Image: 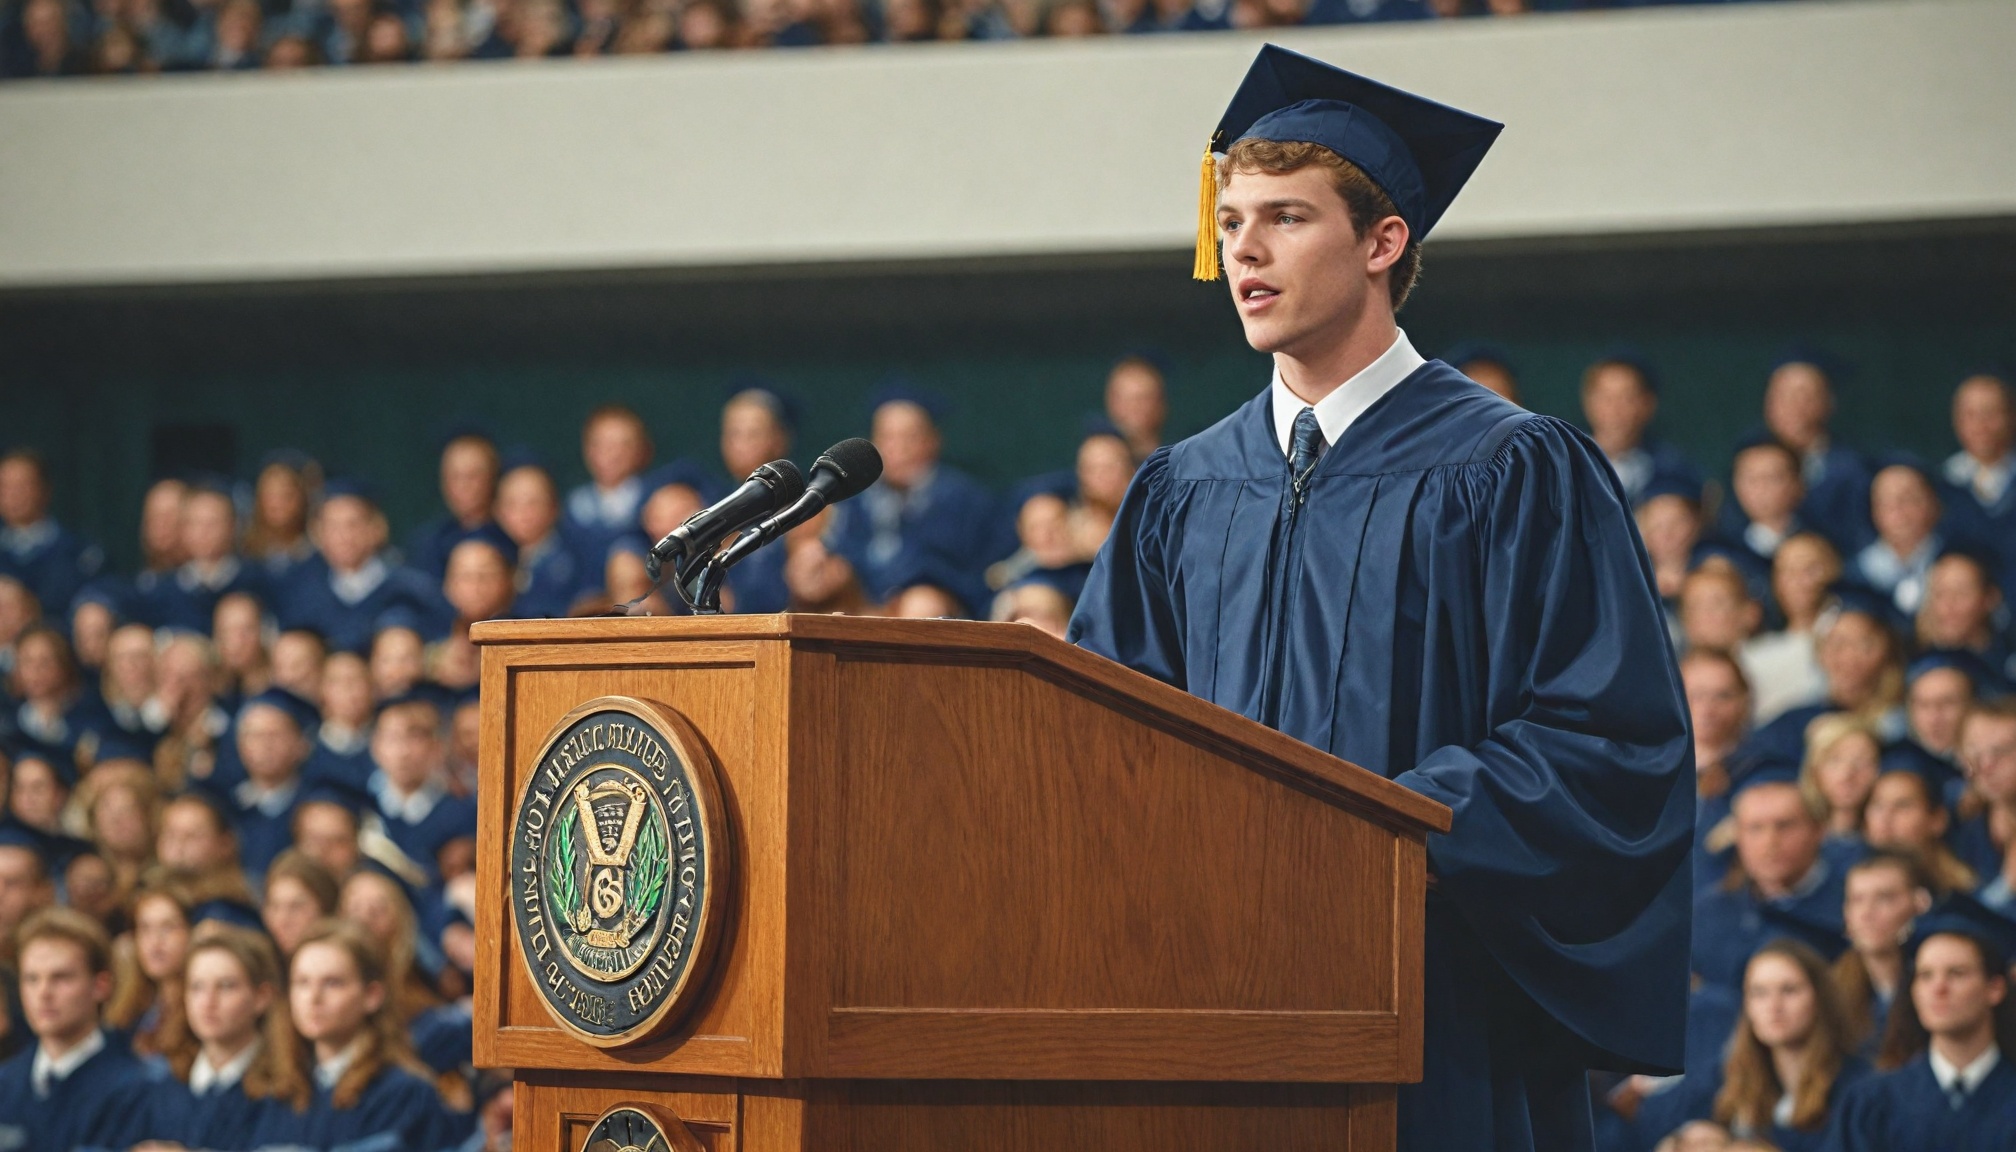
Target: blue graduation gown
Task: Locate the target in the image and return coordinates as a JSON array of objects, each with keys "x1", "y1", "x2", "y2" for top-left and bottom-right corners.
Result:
[
  {"x1": 1800, "y1": 444, "x2": 1877, "y2": 556},
  {"x1": 1633, "y1": 1055, "x2": 1871, "y2": 1152},
  {"x1": 1949, "y1": 814, "x2": 2004, "y2": 882},
  {"x1": 0, "y1": 520, "x2": 103, "y2": 620},
  {"x1": 233, "y1": 781, "x2": 304, "y2": 877},
  {"x1": 248, "y1": 1065, "x2": 459, "y2": 1152},
  {"x1": 375, "y1": 786, "x2": 478, "y2": 882},
  {"x1": 1068, "y1": 363, "x2": 1695, "y2": 1152},
  {"x1": 136, "y1": 558, "x2": 267, "y2": 635},
  {"x1": 0, "y1": 1034, "x2": 159, "y2": 1152},
  {"x1": 277, "y1": 556, "x2": 447, "y2": 654},
  {"x1": 826, "y1": 465, "x2": 1004, "y2": 614},
  {"x1": 111, "y1": 1073, "x2": 289, "y2": 1152},
  {"x1": 726, "y1": 541, "x2": 791, "y2": 615},
  {"x1": 1825, "y1": 1052, "x2": 2016, "y2": 1151},
  {"x1": 1691, "y1": 866, "x2": 1848, "y2": 992},
  {"x1": 511, "y1": 529, "x2": 596, "y2": 619},
  {"x1": 404, "y1": 516, "x2": 497, "y2": 581}
]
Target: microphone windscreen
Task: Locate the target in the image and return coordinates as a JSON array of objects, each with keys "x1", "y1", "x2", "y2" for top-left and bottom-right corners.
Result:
[
  {"x1": 818, "y1": 438, "x2": 884, "y2": 501},
  {"x1": 757, "y1": 459, "x2": 807, "y2": 504}
]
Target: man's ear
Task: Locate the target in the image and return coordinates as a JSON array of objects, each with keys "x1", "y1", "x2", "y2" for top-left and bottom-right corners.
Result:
[{"x1": 1364, "y1": 215, "x2": 1410, "y2": 276}]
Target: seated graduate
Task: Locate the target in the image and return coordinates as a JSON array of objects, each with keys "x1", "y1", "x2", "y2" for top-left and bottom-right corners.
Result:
[
  {"x1": 986, "y1": 493, "x2": 1094, "y2": 605},
  {"x1": 718, "y1": 384, "x2": 800, "y2": 615},
  {"x1": 0, "y1": 823, "x2": 55, "y2": 979},
  {"x1": 339, "y1": 869, "x2": 444, "y2": 1025},
  {"x1": 363, "y1": 692, "x2": 475, "y2": 887},
  {"x1": 149, "y1": 634, "x2": 235, "y2": 793},
  {"x1": 1755, "y1": 352, "x2": 1875, "y2": 556},
  {"x1": 433, "y1": 531, "x2": 518, "y2": 679},
  {"x1": 1915, "y1": 549, "x2": 2013, "y2": 679},
  {"x1": 405, "y1": 432, "x2": 502, "y2": 581},
  {"x1": 1851, "y1": 462, "x2": 1946, "y2": 619},
  {"x1": 1579, "y1": 349, "x2": 1703, "y2": 508},
  {"x1": 228, "y1": 688, "x2": 320, "y2": 879},
  {"x1": 0, "y1": 449, "x2": 104, "y2": 621},
  {"x1": 1741, "y1": 534, "x2": 1842, "y2": 727},
  {"x1": 140, "y1": 478, "x2": 266, "y2": 637},
  {"x1": 106, "y1": 878, "x2": 196, "y2": 1058},
  {"x1": 989, "y1": 581, "x2": 1075, "y2": 640},
  {"x1": 1743, "y1": 586, "x2": 1908, "y2": 764},
  {"x1": 1720, "y1": 437, "x2": 1810, "y2": 570},
  {"x1": 155, "y1": 790, "x2": 254, "y2": 905},
  {"x1": 289, "y1": 792, "x2": 364, "y2": 884},
  {"x1": 1953, "y1": 699, "x2": 2016, "y2": 886},
  {"x1": 125, "y1": 925, "x2": 311, "y2": 1151},
  {"x1": 1441, "y1": 341, "x2": 1521, "y2": 405},
  {"x1": 276, "y1": 479, "x2": 442, "y2": 657},
  {"x1": 1707, "y1": 940, "x2": 1871, "y2": 1152},
  {"x1": 1863, "y1": 766, "x2": 1976, "y2": 897},
  {"x1": 1835, "y1": 851, "x2": 1936, "y2": 1060},
  {"x1": 368, "y1": 618, "x2": 427, "y2": 702},
  {"x1": 8, "y1": 742, "x2": 75, "y2": 837},
  {"x1": 261, "y1": 850, "x2": 341, "y2": 964},
  {"x1": 1685, "y1": 650, "x2": 1750, "y2": 894},
  {"x1": 1829, "y1": 897, "x2": 2016, "y2": 1151},
  {"x1": 0, "y1": 908, "x2": 157, "y2": 1152},
  {"x1": 780, "y1": 515, "x2": 870, "y2": 616},
  {"x1": 308, "y1": 651, "x2": 375, "y2": 793},
  {"x1": 1104, "y1": 354, "x2": 1170, "y2": 462},
  {"x1": 1940, "y1": 373, "x2": 2016, "y2": 602},
  {"x1": 65, "y1": 583, "x2": 126, "y2": 687},
  {"x1": 78, "y1": 761, "x2": 159, "y2": 898},
  {"x1": 213, "y1": 591, "x2": 275, "y2": 710},
  {"x1": 493, "y1": 457, "x2": 595, "y2": 620},
  {"x1": 1679, "y1": 563, "x2": 1762, "y2": 660},
  {"x1": 1801, "y1": 713, "x2": 1882, "y2": 851},
  {"x1": 1695, "y1": 763, "x2": 1850, "y2": 993},
  {"x1": 564, "y1": 404, "x2": 655, "y2": 552},
  {"x1": 243, "y1": 452, "x2": 319, "y2": 579},
  {"x1": 250, "y1": 919, "x2": 459, "y2": 1152},
  {"x1": 825, "y1": 385, "x2": 1001, "y2": 616},
  {"x1": 1068, "y1": 425, "x2": 1138, "y2": 564},
  {"x1": 1884, "y1": 652, "x2": 1989, "y2": 809},
  {"x1": 10, "y1": 625, "x2": 100, "y2": 774},
  {"x1": 599, "y1": 473, "x2": 704, "y2": 616},
  {"x1": 133, "y1": 478, "x2": 190, "y2": 601}
]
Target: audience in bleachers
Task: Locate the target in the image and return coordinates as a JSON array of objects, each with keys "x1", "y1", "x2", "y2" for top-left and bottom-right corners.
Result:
[
  {"x1": 1, "y1": 353, "x2": 2014, "y2": 1150},
  {"x1": 0, "y1": 0, "x2": 1843, "y2": 81}
]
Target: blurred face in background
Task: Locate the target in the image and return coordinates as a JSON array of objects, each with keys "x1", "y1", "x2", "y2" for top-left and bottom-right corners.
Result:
[
  {"x1": 1075, "y1": 435, "x2": 1136, "y2": 515},
  {"x1": 1105, "y1": 361, "x2": 1167, "y2": 450},
  {"x1": 1952, "y1": 375, "x2": 2014, "y2": 465},
  {"x1": 1811, "y1": 730, "x2": 1880, "y2": 822},
  {"x1": 721, "y1": 396, "x2": 792, "y2": 481},
  {"x1": 495, "y1": 467, "x2": 559, "y2": 549},
  {"x1": 0, "y1": 848, "x2": 47, "y2": 938},
  {"x1": 640, "y1": 484, "x2": 703, "y2": 545},
  {"x1": 1635, "y1": 494, "x2": 1699, "y2": 573},
  {"x1": 69, "y1": 601, "x2": 114, "y2": 669},
  {"x1": 181, "y1": 490, "x2": 237, "y2": 565},
  {"x1": 1844, "y1": 862, "x2": 1925, "y2": 958},
  {"x1": 1919, "y1": 555, "x2": 1999, "y2": 649},
  {"x1": 371, "y1": 704, "x2": 442, "y2": 794},
  {"x1": 255, "y1": 465, "x2": 307, "y2": 539},
  {"x1": 1870, "y1": 466, "x2": 1940, "y2": 556},
  {"x1": 157, "y1": 798, "x2": 235, "y2": 873},
  {"x1": 1818, "y1": 612, "x2": 1892, "y2": 706},
  {"x1": 1764, "y1": 362, "x2": 1833, "y2": 453},
  {"x1": 213, "y1": 594, "x2": 266, "y2": 679},
  {"x1": 134, "y1": 894, "x2": 192, "y2": 983},
  {"x1": 1581, "y1": 363, "x2": 1657, "y2": 455},
  {"x1": 142, "y1": 480, "x2": 190, "y2": 569},
  {"x1": 10, "y1": 757, "x2": 68, "y2": 831},
  {"x1": 292, "y1": 803, "x2": 360, "y2": 877},
  {"x1": 1907, "y1": 668, "x2": 1974, "y2": 755},
  {"x1": 339, "y1": 872, "x2": 406, "y2": 943},
  {"x1": 1772, "y1": 535, "x2": 1840, "y2": 628},
  {"x1": 1959, "y1": 712, "x2": 2016, "y2": 805},
  {"x1": 1679, "y1": 569, "x2": 1759, "y2": 654},
  {"x1": 444, "y1": 541, "x2": 514, "y2": 622},
  {"x1": 184, "y1": 946, "x2": 270, "y2": 1053},
  {"x1": 873, "y1": 402, "x2": 941, "y2": 491},
  {"x1": 0, "y1": 458, "x2": 47, "y2": 527},
  {"x1": 1742, "y1": 951, "x2": 1817, "y2": 1050},
  {"x1": 12, "y1": 631, "x2": 70, "y2": 703},
  {"x1": 1732, "y1": 783, "x2": 1822, "y2": 896},
  {"x1": 0, "y1": 579, "x2": 36, "y2": 647},
  {"x1": 1863, "y1": 772, "x2": 1946, "y2": 851},
  {"x1": 263, "y1": 875, "x2": 327, "y2": 958},
  {"x1": 19, "y1": 938, "x2": 106, "y2": 1050},
  {"x1": 320, "y1": 652, "x2": 373, "y2": 729},
  {"x1": 89, "y1": 776, "x2": 153, "y2": 862},
  {"x1": 369, "y1": 627, "x2": 424, "y2": 699},
  {"x1": 269, "y1": 632, "x2": 325, "y2": 701},
  {"x1": 316, "y1": 495, "x2": 384, "y2": 573},
  {"x1": 1681, "y1": 653, "x2": 1749, "y2": 753},
  {"x1": 1733, "y1": 445, "x2": 1803, "y2": 530},
  {"x1": 1017, "y1": 495, "x2": 1077, "y2": 569},
  {"x1": 237, "y1": 704, "x2": 307, "y2": 788},
  {"x1": 439, "y1": 438, "x2": 498, "y2": 526},
  {"x1": 583, "y1": 413, "x2": 650, "y2": 490}
]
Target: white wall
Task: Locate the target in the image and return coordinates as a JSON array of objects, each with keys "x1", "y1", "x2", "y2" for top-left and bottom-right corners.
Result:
[{"x1": 0, "y1": 0, "x2": 2009, "y2": 288}]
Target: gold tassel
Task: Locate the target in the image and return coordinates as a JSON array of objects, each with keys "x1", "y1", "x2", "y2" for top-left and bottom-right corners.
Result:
[{"x1": 1192, "y1": 142, "x2": 1220, "y2": 282}]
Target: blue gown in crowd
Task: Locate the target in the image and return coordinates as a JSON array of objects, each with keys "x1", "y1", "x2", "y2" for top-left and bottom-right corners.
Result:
[
  {"x1": 0, "y1": 517, "x2": 103, "y2": 619},
  {"x1": 1637, "y1": 1055, "x2": 1873, "y2": 1152},
  {"x1": 826, "y1": 464, "x2": 1003, "y2": 614},
  {"x1": 247, "y1": 1063, "x2": 463, "y2": 1152},
  {"x1": 510, "y1": 529, "x2": 596, "y2": 619},
  {"x1": 1949, "y1": 813, "x2": 2004, "y2": 881},
  {"x1": 277, "y1": 555, "x2": 445, "y2": 654},
  {"x1": 1796, "y1": 442, "x2": 1878, "y2": 555},
  {"x1": 232, "y1": 779, "x2": 305, "y2": 877},
  {"x1": 1069, "y1": 363, "x2": 1695, "y2": 1152},
  {"x1": 0, "y1": 1030, "x2": 159, "y2": 1152},
  {"x1": 726, "y1": 541, "x2": 791, "y2": 615},
  {"x1": 1690, "y1": 867, "x2": 1849, "y2": 993},
  {"x1": 1824, "y1": 1051, "x2": 2016, "y2": 1151},
  {"x1": 137, "y1": 558, "x2": 267, "y2": 634},
  {"x1": 404, "y1": 516, "x2": 498, "y2": 581},
  {"x1": 371, "y1": 780, "x2": 477, "y2": 883},
  {"x1": 111, "y1": 1067, "x2": 287, "y2": 1152}
]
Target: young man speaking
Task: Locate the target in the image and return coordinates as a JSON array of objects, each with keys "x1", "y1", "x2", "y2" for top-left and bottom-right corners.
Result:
[{"x1": 1069, "y1": 45, "x2": 1694, "y2": 1152}]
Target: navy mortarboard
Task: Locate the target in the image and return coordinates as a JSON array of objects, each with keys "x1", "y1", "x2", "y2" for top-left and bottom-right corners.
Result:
[
  {"x1": 189, "y1": 897, "x2": 267, "y2": 934},
  {"x1": 867, "y1": 379, "x2": 951, "y2": 426},
  {"x1": 1908, "y1": 893, "x2": 2016, "y2": 971},
  {"x1": 725, "y1": 377, "x2": 802, "y2": 432},
  {"x1": 240, "y1": 686, "x2": 321, "y2": 733},
  {"x1": 1195, "y1": 42, "x2": 1503, "y2": 280}
]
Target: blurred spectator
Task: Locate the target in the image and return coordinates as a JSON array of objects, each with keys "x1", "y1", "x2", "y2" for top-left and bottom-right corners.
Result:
[
  {"x1": 1739, "y1": 534, "x2": 1838, "y2": 726},
  {"x1": 1915, "y1": 551, "x2": 2006, "y2": 667},
  {"x1": 1581, "y1": 352, "x2": 1702, "y2": 507},
  {"x1": 1726, "y1": 438, "x2": 1805, "y2": 568},
  {"x1": 494, "y1": 460, "x2": 590, "y2": 618},
  {"x1": 564, "y1": 405, "x2": 653, "y2": 547},
  {"x1": 990, "y1": 580, "x2": 1072, "y2": 638},
  {"x1": 0, "y1": 910, "x2": 152, "y2": 1149},
  {"x1": 1679, "y1": 563, "x2": 1759, "y2": 658},
  {"x1": 244, "y1": 454, "x2": 317, "y2": 577},
  {"x1": 270, "y1": 627, "x2": 327, "y2": 702},
  {"x1": 1834, "y1": 852, "x2": 1932, "y2": 1057},
  {"x1": 209, "y1": 0, "x2": 260, "y2": 69},
  {"x1": 276, "y1": 480, "x2": 440, "y2": 656},
  {"x1": 1446, "y1": 342, "x2": 1520, "y2": 406},
  {"x1": 142, "y1": 479, "x2": 263, "y2": 635},
  {"x1": 1862, "y1": 767, "x2": 1973, "y2": 896},
  {"x1": 1942, "y1": 374, "x2": 2016, "y2": 601},
  {"x1": 407, "y1": 435, "x2": 501, "y2": 581},
  {"x1": 214, "y1": 590, "x2": 273, "y2": 705},
  {"x1": 1760, "y1": 355, "x2": 1874, "y2": 553},
  {"x1": 1104, "y1": 355, "x2": 1169, "y2": 461},
  {"x1": 0, "y1": 450, "x2": 103, "y2": 622},
  {"x1": 1, "y1": 0, "x2": 93, "y2": 76},
  {"x1": 1692, "y1": 767, "x2": 1843, "y2": 994},
  {"x1": 719, "y1": 388, "x2": 797, "y2": 614},
  {"x1": 230, "y1": 688, "x2": 318, "y2": 877},
  {"x1": 1800, "y1": 712, "x2": 1880, "y2": 844},
  {"x1": 1852, "y1": 463, "x2": 1943, "y2": 617},
  {"x1": 136, "y1": 477, "x2": 190, "y2": 594},
  {"x1": 673, "y1": 0, "x2": 734, "y2": 48}
]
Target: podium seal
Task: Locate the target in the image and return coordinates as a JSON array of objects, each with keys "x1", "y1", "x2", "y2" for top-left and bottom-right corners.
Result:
[
  {"x1": 511, "y1": 696, "x2": 729, "y2": 1047},
  {"x1": 579, "y1": 1103, "x2": 706, "y2": 1152}
]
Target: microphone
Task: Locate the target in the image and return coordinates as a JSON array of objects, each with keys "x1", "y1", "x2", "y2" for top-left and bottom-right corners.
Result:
[
  {"x1": 645, "y1": 460, "x2": 805, "y2": 582},
  {"x1": 707, "y1": 439, "x2": 883, "y2": 577}
]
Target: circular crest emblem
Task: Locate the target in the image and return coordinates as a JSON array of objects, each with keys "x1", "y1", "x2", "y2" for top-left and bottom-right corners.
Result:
[
  {"x1": 511, "y1": 696, "x2": 729, "y2": 1047},
  {"x1": 579, "y1": 1104, "x2": 705, "y2": 1152}
]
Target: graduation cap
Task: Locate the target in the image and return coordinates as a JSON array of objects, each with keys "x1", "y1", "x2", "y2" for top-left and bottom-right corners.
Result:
[
  {"x1": 1757, "y1": 904, "x2": 1851, "y2": 964},
  {"x1": 431, "y1": 421, "x2": 497, "y2": 455},
  {"x1": 376, "y1": 686, "x2": 449, "y2": 722},
  {"x1": 1908, "y1": 893, "x2": 2016, "y2": 974},
  {"x1": 10, "y1": 738, "x2": 77, "y2": 790},
  {"x1": 296, "y1": 780, "x2": 371, "y2": 818},
  {"x1": 166, "y1": 786, "x2": 239, "y2": 829},
  {"x1": 639, "y1": 460, "x2": 721, "y2": 506},
  {"x1": 1934, "y1": 541, "x2": 2003, "y2": 586},
  {"x1": 239, "y1": 686, "x2": 321, "y2": 734},
  {"x1": 1906, "y1": 648, "x2": 1996, "y2": 693},
  {"x1": 0, "y1": 819, "x2": 48, "y2": 856},
  {"x1": 67, "y1": 578, "x2": 131, "y2": 624},
  {"x1": 190, "y1": 898, "x2": 267, "y2": 935},
  {"x1": 724, "y1": 378, "x2": 802, "y2": 433},
  {"x1": 1730, "y1": 427, "x2": 1803, "y2": 464},
  {"x1": 1728, "y1": 755, "x2": 1804, "y2": 804},
  {"x1": 1825, "y1": 581, "x2": 1908, "y2": 638},
  {"x1": 1590, "y1": 345, "x2": 1663, "y2": 395},
  {"x1": 1079, "y1": 414, "x2": 1128, "y2": 443},
  {"x1": 258, "y1": 448, "x2": 319, "y2": 474},
  {"x1": 320, "y1": 476, "x2": 380, "y2": 507},
  {"x1": 867, "y1": 380, "x2": 950, "y2": 426},
  {"x1": 1195, "y1": 43, "x2": 1503, "y2": 280},
  {"x1": 452, "y1": 522, "x2": 519, "y2": 569}
]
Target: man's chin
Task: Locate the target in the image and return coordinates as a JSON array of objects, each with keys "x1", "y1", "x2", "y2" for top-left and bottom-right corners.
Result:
[{"x1": 1237, "y1": 316, "x2": 1294, "y2": 356}]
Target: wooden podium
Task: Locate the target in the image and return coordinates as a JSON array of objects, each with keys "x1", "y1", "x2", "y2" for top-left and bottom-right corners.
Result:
[{"x1": 471, "y1": 614, "x2": 1448, "y2": 1152}]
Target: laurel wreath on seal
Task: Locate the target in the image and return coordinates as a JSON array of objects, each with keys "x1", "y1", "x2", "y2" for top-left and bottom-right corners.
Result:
[{"x1": 549, "y1": 802, "x2": 669, "y2": 951}]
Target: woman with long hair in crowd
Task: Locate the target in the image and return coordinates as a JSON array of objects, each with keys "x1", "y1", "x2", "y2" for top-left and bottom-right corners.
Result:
[
  {"x1": 127, "y1": 926, "x2": 312, "y2": 1148},
  {"x1": 1799, "y1": 712, "x2": 1883, "y2": 844},
  {"x1": 107, "y1": 878, "x2": 195, "y2": 1056},
  {"x1": 155, "y1": 790, "x2": 256, "y2": 904},
  {"x1": 1833, "y1": 851, "x2": 1933, "y2": 1058},
  {"x1": 1862, "y1": 768, "x2": 1976, "y2": 896},
  {"x1": 261, "y1": 849, "x2": 341, "y2": 960},
  {"x1": 150, "y1": 634, "x2": 231, "y2": 790},
  {"x1": 1707, "y1": 939, "x2": 1870, "y2": 1151},
  {"x1": 1740, "y1": 533, "x2": 1840, "y2": 723},
  {"x1": 79, "y1": 759, "x2": 159, "y2": 900},
  {"x1": 244, "y1": 454, "x2": 319, "y2": 574},
  {"x1": 253, "y1": 918, "x2": 457, "y2": 1149},
  {"x1": 338, "y1": 868, "x2": 445, "y2": 1022},
  {"x1": 9, "y1": 624, "x2": 94, "y2": 769}
]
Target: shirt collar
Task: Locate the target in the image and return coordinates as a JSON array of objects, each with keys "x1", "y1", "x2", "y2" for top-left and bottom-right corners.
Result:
[
  {"x1": 1930, "y1": 1043, "x2": 2001, "y2": 1096},
  {"x1": 235, "y1": 776, "x2": 300, "y2": 817},
  {"x1": 0, "y1": 519, "x2": 58, "y2": 555},
  {"x1": 178, "y1": 556, "x2": 242, "y2": 592},
  {"x1": 372, "y1": 770, "x2": 446, "y2": 825},
  {"x1": 313, "y1": 1037, "x2": 365, "y2": 1091},
  {"x1": 1270, "y1": 329, "x2": 1424, "y2": 458},
  {"x1": 190, "y1": 1039, "x2": 261, "y2": 1096},
  {"x1": 31, "y1": 1028, "x2": 105, "y2": 1096},
  {"x1": 329, "y1": 555, "x2": 389, "y2": 605}
]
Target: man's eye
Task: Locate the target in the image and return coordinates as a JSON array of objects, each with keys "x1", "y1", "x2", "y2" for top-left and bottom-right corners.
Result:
[
  {"x1": 1277, "y1": 214, "x2": 1299, "y2": 225},
  {"x1": 1222, "y1": 219, "x2": 1240, "y2": 233}
]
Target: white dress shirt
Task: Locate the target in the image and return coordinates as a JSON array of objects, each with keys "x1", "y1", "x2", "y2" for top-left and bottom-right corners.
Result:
[
  {"x1": 1270, "y1": 329, "x2": 1426, "y2": 458},
  {"x1": 190, "y1": 1040, "x2": 262, "y2": 1096},
  {"x1": 1930, "y1": 1042, "x2": 2001, "y2": 1102},
  {"x1": 314, "y1": 1038, "x2": 366, "y2": 1091},
  {"x1": 31, "y1": 1029, "x2": 105, "y2": 1098},
  {"x1": 1945, "y1": 449, "x2": 2016, "y2": 507}
]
